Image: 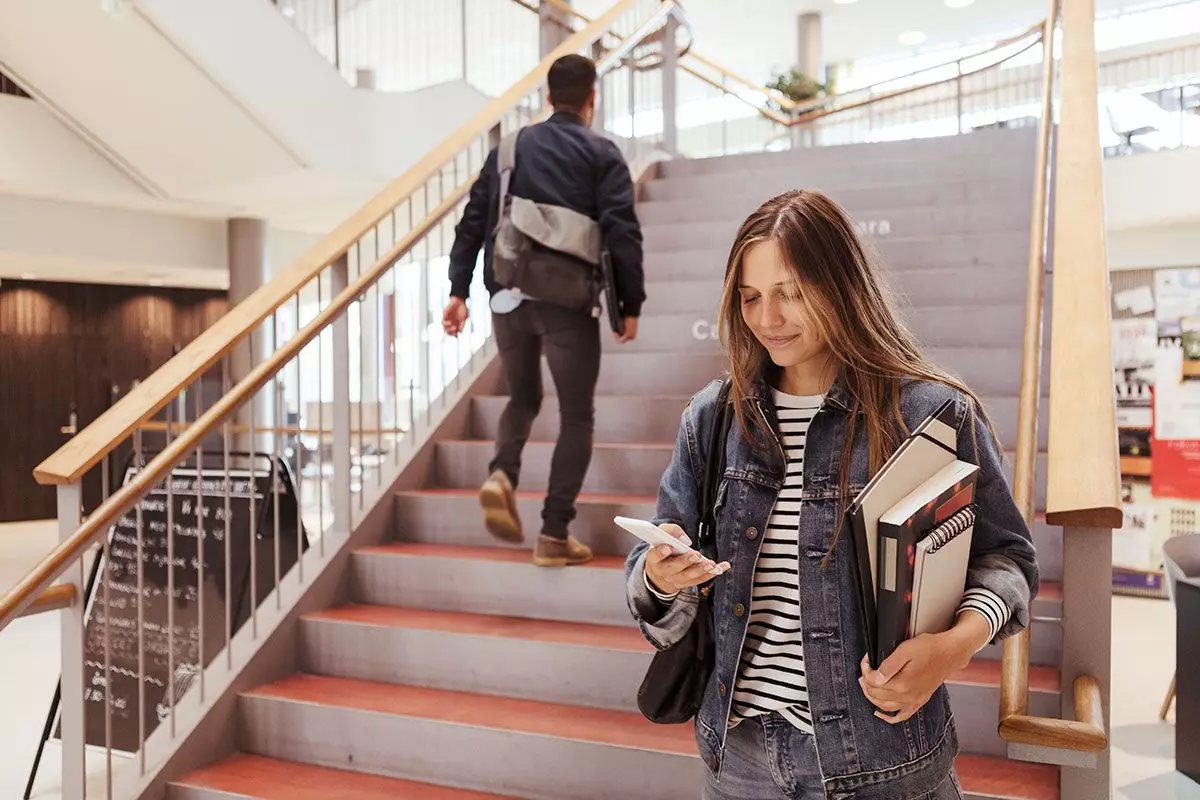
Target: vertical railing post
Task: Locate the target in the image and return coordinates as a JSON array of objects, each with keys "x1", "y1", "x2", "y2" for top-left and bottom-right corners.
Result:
[
  {"x1": 661, "y1": 12, "x2": 679, "y2": 155},
  {"x1": 592, "y1": 41, "x2": 607, "y2": 135},
  {"x1": 331, "y1": 255, "x2": 352, "y2": 535},
  {"x1": 956, "y1": 60, "x2": 964, "y2": 134},
  {"x1": 57, "y1": 482, "x2": 85, "y2": 798},
  {"x1": 1060, "y1": 526, "x2": 1113, "y2": 799}
]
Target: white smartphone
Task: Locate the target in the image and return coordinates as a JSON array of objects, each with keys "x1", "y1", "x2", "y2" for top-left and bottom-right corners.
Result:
[{"x1": 614, "y1": 516, "x2": 696, "y2": 555}]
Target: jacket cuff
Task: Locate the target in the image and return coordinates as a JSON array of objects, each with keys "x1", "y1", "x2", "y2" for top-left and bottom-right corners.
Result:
[
  {"x1": 449, "y1": 275, "x2": 472, "y2": 300},
  {"x1": 966, "y1": 552, "x2": 1033, "y2": 642},
  {"x1": 620, "y1": 300, "x2": 642, "y2": 318},
  {"x1": 626, "y1": 551, "x2": 698, "y2": 651}
]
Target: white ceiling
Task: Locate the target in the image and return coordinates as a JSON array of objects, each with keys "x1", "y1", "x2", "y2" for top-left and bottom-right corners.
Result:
[{"x1": 595, "y1": 0, "x2": 1183, "y2": 81}]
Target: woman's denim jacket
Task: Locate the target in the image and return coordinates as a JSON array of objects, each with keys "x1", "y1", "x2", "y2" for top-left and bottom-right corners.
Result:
[{"x1": 625, "y1": 375, "x2": 1039, "y2": 799}]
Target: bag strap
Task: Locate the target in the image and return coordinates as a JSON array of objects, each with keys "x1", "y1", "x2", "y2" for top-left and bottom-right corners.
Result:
[
  {"x1": 696, "y1": 380, "x2": 734, "y2": 551},
  {"x1": 494, "y1": 129, "x2": 521, "y2": 237}
]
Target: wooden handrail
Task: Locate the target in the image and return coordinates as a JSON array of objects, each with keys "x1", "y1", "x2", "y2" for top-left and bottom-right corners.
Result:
[
  {"x1": 1001, "y1": 1, "x2": 1059, "y2": 732},
  {"x1": 20, "y1": 584, "x2": 76, "y2": 619},
  {"x1": 999, "y1": 0, "x2": 1113, "y2": 758},
  {"x1": 31, "y1": 0, "x2": 643, "y2": 488},
  {"x1": 1043, "y1": 0, "x2": 1122, "y2": 530}
]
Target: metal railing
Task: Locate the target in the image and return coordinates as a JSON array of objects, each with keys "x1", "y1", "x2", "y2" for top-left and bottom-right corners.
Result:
[{"x1": 2, "y1": 2, "x2": 686, "y2": 797}]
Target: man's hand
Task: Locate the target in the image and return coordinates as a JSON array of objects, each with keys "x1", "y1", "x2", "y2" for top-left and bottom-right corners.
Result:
[
  {"x1": 615, "y1": 316, "x2": 639, "y2": 344},
  {"x1": 443, "y1": 297, "x2": 469, "y2": 337},
  {"x1": 859, "y1": 613, "x2": 991, "y2": 724}
]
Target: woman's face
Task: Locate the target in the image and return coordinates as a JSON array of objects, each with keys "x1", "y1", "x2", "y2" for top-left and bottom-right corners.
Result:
[{"x1": 737, "y1": 239, "x2": 831, "y2": 372}]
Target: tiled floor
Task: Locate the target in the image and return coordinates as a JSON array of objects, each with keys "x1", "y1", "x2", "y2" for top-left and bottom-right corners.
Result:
[{"x1": 0, "y1": 517, "x2": 1197, "y2": 799}]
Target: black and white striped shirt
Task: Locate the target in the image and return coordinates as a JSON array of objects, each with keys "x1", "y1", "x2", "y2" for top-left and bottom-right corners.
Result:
[{"x1": 730, "y1": 390, "x2": 822, "y2": 731}]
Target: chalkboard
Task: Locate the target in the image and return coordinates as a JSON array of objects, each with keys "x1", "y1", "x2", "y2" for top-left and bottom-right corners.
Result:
[{"x1": 47, "y1": 452, "x2": 307, "y2": 755}]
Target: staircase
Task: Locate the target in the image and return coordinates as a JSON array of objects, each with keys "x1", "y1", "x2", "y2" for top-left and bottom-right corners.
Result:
[{"x1": 168, "y1": 128, "x2": 1063, "y2": 800}]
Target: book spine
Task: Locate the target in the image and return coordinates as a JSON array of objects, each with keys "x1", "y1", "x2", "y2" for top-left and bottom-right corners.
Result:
[
  {"x1": 875, "y1": 517, "x2": 919, "y2": 665},
  {"x1": 849, "y1": 507, "x2": 880, "y2": 669}
]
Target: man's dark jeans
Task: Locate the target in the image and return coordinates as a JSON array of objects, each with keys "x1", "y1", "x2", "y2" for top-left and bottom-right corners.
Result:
[{"x1": 488, "y1": 300, "x2": 600, "y2": 540}]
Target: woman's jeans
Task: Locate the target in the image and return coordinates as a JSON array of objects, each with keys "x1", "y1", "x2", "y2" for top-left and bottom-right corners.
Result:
[{"x1": 702, "y1": 713, "x2": 965, "y2": 800}]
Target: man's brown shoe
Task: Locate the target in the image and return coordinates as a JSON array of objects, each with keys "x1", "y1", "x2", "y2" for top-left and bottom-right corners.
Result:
[
  {"x1": 533, "y1": 535, "x2": 594, "y2": 567},
  {"x1": 478, "y1": 470, "x2": 523, "y2": 543}
]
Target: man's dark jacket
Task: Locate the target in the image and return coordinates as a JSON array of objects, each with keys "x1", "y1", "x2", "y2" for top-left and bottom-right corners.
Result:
[{"x1": 448, "y1": 110, "x2": 646, "y2": 317}]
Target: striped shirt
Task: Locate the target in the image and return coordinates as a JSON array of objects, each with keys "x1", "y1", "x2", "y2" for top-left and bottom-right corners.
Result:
[{"x1": 730, "y1": 389, "x2": 823, "y2": 732}]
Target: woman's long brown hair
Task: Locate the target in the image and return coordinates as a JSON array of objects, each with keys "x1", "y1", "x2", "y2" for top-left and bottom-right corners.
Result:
[{"x1": 716, "y1": 189, "x2": 998, "y2": 552}]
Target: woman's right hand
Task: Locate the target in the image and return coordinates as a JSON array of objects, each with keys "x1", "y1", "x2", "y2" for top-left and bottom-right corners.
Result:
[{"x1": 644, "y1": 523, "x2": 731, "y2": 595}]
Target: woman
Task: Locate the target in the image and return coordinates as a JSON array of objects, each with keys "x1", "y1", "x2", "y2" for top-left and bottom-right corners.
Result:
[{"x1": 624, "y1": 190, "x2": 1038, "y2": 799}]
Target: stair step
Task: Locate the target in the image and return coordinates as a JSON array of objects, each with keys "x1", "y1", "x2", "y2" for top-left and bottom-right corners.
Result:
[
  {"x1": 957, "y1": 754, "x2": 1059, "y2": 800},
  {"x1": 300, "y1": 603, "x2": 1061, "y2": 733},
  {"x1": 641, "y1": 203, "x2": 1032, "y2": 253},
  {"x1": 658, "y1": 128, "x2": 1037, "y2": 179},
  {"x1": 433, "y1": 439, "x2": 673, "y2": 495},
  {"x1": 469, "y1": 392, "x2": 1048, "y2": 453},
  {"x1": 601, "y1": 305, "x2": 1031, "y2": 352},
  {"x1": 640, "y1": 266, "x2": 1033, "y2": 315},
  {"x1": 394, "y1": 488, "x2": 656, "y2": 554},
  {"x1": 430, "y1": 438, "x2": 1047, "y2": 513},
  {"x1": 350, "y1": 543, "x2": 631, "y2": 626},
  {"x1": 168, "y1": 753, "x2": 519, "y2": 799},
  {"x1": 638, "y1": 178, "x2": 1035, "y2": 225},
  {"x1": 239, "y1": 675, "x2": 699, "y2": 800},
  {"x1": 543, "y1": 347, "x2": 1049, "y2": 399}
]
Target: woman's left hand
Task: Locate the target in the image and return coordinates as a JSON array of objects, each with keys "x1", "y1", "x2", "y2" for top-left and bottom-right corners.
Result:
[{"x1": 859, "y1": 614, "x2": 992, "y2": 724}]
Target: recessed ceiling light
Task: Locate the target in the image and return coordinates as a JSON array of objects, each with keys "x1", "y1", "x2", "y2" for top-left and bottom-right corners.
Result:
[
  {"x1": 945, "y1": 0, "x2": 975, "y2": 7},
  {"x1": 898, "y1": 30, "x2": 927, "y2": 46},
  {"x1": 282, "y1": 6, "x2": 296, "y2": 17},
  {"x1": 20, "y1": 272, "x2": 36, "y2": 280}
]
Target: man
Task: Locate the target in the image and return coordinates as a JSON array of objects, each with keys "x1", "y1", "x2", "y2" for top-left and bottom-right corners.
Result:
[{"x1": 442, "y1": 54, "x2": 645, "y2": 567}]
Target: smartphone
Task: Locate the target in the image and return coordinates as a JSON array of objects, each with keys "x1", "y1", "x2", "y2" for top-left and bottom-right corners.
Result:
[{"x1": 613, "y1": 516, "x2": 696, "y2": 555}]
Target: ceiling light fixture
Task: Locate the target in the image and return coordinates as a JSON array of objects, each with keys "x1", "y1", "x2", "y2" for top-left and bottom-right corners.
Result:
[
  {"x1": 945, "y1": 0, "x2": 975, "y2": 7},
  {"x1": 282, "y1": 6, "x2": 297, "y2": 17},
  {"x1": 898, "y1": 30, "x2": 927, "y2": 46}
]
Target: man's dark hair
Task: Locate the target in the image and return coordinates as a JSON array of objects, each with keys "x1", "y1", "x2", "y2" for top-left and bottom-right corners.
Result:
[{"x1": 547, "y1": 54, "x2": 597, "y2": 111}]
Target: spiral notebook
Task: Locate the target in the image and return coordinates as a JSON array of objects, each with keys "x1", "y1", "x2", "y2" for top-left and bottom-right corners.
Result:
[{"x1": 910, "y1": 505, "x2": 977, "y2": 637}]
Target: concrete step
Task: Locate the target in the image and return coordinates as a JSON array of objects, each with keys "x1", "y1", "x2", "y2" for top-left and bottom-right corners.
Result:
[
  {"x1": 238, "y1": 675, "x2": 700, "y2": 800},
  {"x1": 391, "y1": 491, "x2": 1062, "y2": 581},
  {"x1": 644, "y1": 232, "x2": 1028, "y2": 274},
  {"x1": 640, "y1": 266, "x2": 1033, "y2": 315},
  {"x1": 429, "y1": 438, "x2": 1048, "y2": 525},
  {"x1": 537, "y1": 347, "x2": 1048, "y2": 399},
  {"x1": 433, "y1": 440, "x2": 671, "y2": 495},
  {"x1": 638, "y1": 178, "x2": 1035, "y2": 226},
  {"x1": 602, "y1": 305, "x2": 1030, "y2": 352},
  {"x1": 467, "y1": 392, "x2": 1047, "y2": 452},
  {"x1": 643, "y1": 159, "x2": 1035, "y2": 204},
  {"x1": 350, "y1": 543, "x2": 632, "y2": 627},
  {"x1": 641, "y1": 203, "x2": 1032, "y2": 251},
  {"x1": 298, "y1": 605, "x2": 1060, "y2": 758},
  {"x1": 168, "y1": 753, "x2": 519, "y2": 799},
  {"x1": 660, "y1": 128, "x2": 1038, "y2": 179}
]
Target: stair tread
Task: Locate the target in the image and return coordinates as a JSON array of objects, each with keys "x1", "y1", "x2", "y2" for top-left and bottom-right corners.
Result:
[
  {"x1": 397, "y1": 487, "x2": 658, "y2": 505},
  {"x1": 438, "y1": 439, "x2": 674, "y2": 451},
  {"x1": 955, "y1": 753, "x2": 1059, "y2": 800},
  {"x1": 953, "y1": 657, "x2": 1060, "y2": 693},
  {"x1": 244, "y1": 674, "x2": 697, "y2": 755},
  {"x1": 171, "y1": 753, "x2": 519, "y2": 799},
  {"x1": 304, "y1": 604, "x2": 652, "y2": 652},
  {"x1": 357, "y1": 542, "x2": 625, "y2": 570}
]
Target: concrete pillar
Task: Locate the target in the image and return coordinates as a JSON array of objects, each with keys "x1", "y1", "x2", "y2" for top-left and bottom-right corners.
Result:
[
  {"x1": 227, "y1": 217, "x2": 271, "y2": 452},
  {"x1": 797, "y1": 12, "x2": 823, "y2": 83}
]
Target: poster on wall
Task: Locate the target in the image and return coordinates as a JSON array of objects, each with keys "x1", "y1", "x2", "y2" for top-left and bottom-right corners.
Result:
[
  {"x1": 1153, "y1": 337, "x2": 1200, "y2": 500},
  {"x1": 1154, "y1": 268, "x2": 1200, "y2": 338},
  {"x1": 1112, "y1": 319, "x2": 1156, "y2": 452}
]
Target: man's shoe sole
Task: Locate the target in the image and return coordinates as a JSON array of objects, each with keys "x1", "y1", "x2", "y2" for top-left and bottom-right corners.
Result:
[
  {"x1": 532, "y1": 553, "x2": 594, "y2": 568},
  {"x1": 479, "y1": 484, "x2": 523, "y2": 543}
]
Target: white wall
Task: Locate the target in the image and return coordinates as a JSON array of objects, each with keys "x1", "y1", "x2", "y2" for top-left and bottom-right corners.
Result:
[
  {"x1": 1103, "y1": 146, "x2": 1200, "y2": 271},
  {"x1": 0, "y1": 194, "x2": 228, "y2": 289}
]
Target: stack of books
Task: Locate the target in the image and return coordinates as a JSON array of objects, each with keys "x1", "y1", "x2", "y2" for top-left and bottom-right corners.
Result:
[{"x1": 846, "y1": 399, "x2": 980, "y2": 668}]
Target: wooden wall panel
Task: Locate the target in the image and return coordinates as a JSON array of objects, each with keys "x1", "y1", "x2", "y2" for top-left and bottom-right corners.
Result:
[{"x1": 0, "y1": 280, "x2": 228, "y2": 523}]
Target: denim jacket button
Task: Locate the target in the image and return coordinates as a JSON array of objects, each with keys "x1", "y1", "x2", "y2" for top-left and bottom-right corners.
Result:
[
  {"x1": 719, "y1": 682, "x2": 728, "y2": 696},
  {"x1": 734, "y1": 603, "x2": 746, "y2": 617},
  {"x1": 746, "y1": 526, "x2": 758, "y2": 540}
]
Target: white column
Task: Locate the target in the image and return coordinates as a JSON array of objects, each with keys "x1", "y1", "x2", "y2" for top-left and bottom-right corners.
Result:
[
  {"x1": 797, "y1": 12, "x2": 823, "y2": 83},
  {"x1": 540, "y1": 0, "x2": 572, "y2": 58},
  {"x1": 227, "y1": 218, "x2": 272, "y2": 452},
  {"x1": 57, "y1": 483, "x2": 85, "y2": 798}
]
